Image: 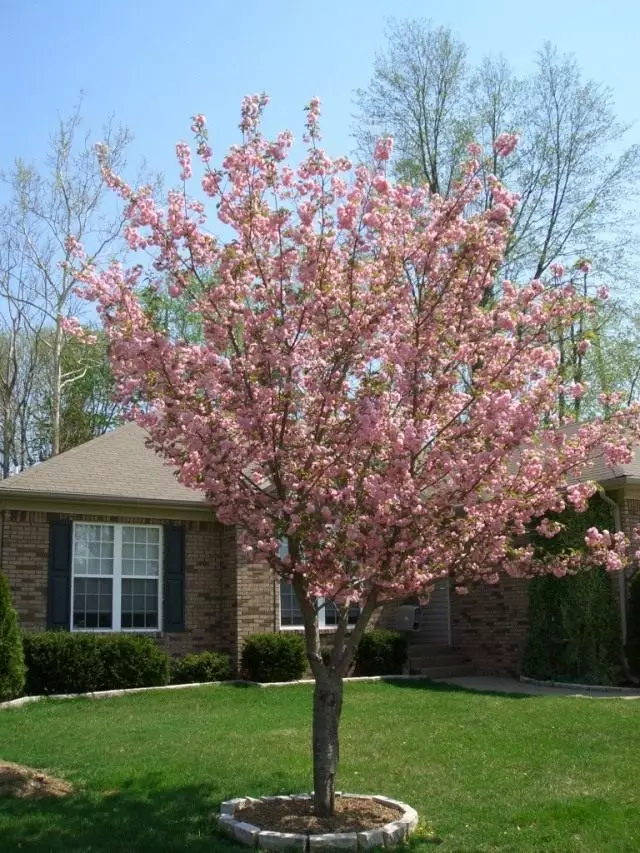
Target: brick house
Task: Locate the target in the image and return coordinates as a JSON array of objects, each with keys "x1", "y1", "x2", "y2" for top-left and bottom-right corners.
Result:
[{"x1": 0, "y1": 422, "x2": 636, "y2": 675}]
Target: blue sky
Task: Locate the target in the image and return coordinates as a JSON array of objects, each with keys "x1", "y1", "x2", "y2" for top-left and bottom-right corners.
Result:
[{"x1": 2, "y1": 0, "x2": 639, "y2": 187}]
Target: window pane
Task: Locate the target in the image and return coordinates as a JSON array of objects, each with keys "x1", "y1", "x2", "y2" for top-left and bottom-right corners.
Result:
[
  {"x1": 323, "y1": 599, "x2": 360, "y2": 627},
  {"x1": 73, "y1": 577, "x2": 112, "y2": 630},
  {"x1": 280, "y1": 581, "x2": 304, "y2": 626},
  {"x1": 73, "y1": 525, "x2": 114, "y2": 577},
  {"x1": 324, "y1": 600, "x2": 339, "y2": 626},
  {"x1": 121, "y1": 527, "x2": 161, "y2": 577},
  {"x1": 121, "y1": 578, "x2": 159, "y2": 630}
]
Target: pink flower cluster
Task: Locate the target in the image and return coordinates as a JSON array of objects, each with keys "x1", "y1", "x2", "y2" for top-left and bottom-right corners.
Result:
[{"x1": 493, "y1": 133, "x2": 519, "y2": 157}]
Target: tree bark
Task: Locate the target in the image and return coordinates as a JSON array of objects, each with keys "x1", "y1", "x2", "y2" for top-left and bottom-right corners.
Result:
[
  {"x1": 312, "y1": 670, "x2": 343, "y2": 817},
  {"x1": 51, "y1": 318, "x2": 63, "y2": 456}
]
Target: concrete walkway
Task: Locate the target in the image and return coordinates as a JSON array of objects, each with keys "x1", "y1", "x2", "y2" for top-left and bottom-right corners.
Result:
[{"x1": 433, "y1": 675, "x2": 640, "y2": 699}]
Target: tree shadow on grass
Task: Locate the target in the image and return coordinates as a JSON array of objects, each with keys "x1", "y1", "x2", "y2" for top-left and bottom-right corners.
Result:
[
  {"x1": 0, "y1": 772, "x2": 290, "y2": 853},
  {"x1": 377, "y1": 677, "x2": 532, "y2": 699}
]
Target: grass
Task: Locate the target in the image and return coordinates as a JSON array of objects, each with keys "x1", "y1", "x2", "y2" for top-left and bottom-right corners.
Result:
[{"x1": 0, "y1": 681, "x2": 639, "y2": 852}]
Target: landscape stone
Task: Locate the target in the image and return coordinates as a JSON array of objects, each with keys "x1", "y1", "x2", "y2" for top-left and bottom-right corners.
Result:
[
  {"x1": 309, "y1": 832, "x2": 358, "y2": 851},
  {"x1": 382, "y1": 821, "x2": 407, "y2": 846},
  {"x1": 232, "y1": 821, "x2": 261, "y2": 846},
  {"x1": 258, "y1": 830, "x2": 307, "y2": 851},
  {"x1": 357, "y1": 828, "x2": 386, "y2": 850},
  {"x1": 220, "y1": 797, "x2": 248, "y2": 815}
]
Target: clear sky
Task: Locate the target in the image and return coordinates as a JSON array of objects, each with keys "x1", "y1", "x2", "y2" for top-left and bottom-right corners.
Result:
[{"x1": 2, "y1": 0, "x2": 639, "y2": 186}]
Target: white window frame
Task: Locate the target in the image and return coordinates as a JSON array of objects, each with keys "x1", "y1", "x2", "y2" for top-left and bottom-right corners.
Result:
[
  {"x1": 278, "y1": 580, "x2": 359, "y2": 631},
  {"x1": 71, "y1": 522, "x2": 163, "y2": 633}
]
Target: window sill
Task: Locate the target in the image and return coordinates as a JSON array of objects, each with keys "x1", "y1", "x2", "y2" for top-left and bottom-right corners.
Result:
[
  {"x1": 279, "y1": 626, "x2": 356, "y2": 633},
  {"x1": 70, "y1": 628, "x2": 163, "y2": 634}
]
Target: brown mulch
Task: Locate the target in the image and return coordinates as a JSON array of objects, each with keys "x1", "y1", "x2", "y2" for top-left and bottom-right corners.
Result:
[
  {"x1": 0, "y1": 761, "x2": 73, "y2": 799},
  {"x1": 235, "y1": 796, "x2": 400, "y2": 833}
]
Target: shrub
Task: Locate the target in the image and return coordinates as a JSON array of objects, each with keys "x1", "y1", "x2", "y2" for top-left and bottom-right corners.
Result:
[
  {"x1": 523, "y1": 569, "x2": 622, "y2": 685},
  {"x1": 523, "y1": 496, "x2": 623, "y2": 685},
  {"x1": 171, "y1": 651, "x2": 233, "y2": 684},
  {"x1": 625, "y1": 572, "x2": 640, "y2": 677},
  {"x1": 241, "y1": 632, "x2": 306, "y2": 682},
  {"x1": 354, "y1": 629, "x2": 408, "y2": 676},
  {"x1": 0, "y1": 572, "x2": 25, "y2": 701},
  {"x1": 23, "y1": 632, "x2": 171, "y2": 695}
]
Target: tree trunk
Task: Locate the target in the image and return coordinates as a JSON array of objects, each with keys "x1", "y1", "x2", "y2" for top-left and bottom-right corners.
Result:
[
  {"x1": 312, "y1": 670, "x2": 343, "y2": 818},
  {"x1": 51, "y1": 319, "x2": 63, "y2": 456}
]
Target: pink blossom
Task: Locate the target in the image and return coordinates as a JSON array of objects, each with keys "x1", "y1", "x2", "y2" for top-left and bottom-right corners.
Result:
[
  {"x1": 374, "y1": 137, "x2": 394, "y2": 162},
  {"x1": 596, "y1": 285, "x2": 609, "y2": 300},
  {"x1": 576, "y1": 259, "x2": 592, "y2": 274},
  {"x1": 550, "y1": 262, "x2": 565, "y2": 279},
  {"x1": 175, "y1": 142, "x2": 192, "y2": 181},
  {"x1": 493, "y1": 133, "x2": 519, "y2": 157}
]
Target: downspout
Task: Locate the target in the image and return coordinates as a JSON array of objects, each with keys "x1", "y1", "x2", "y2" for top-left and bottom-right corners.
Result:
[{"x1": 598, "y1": 488, "x2": 634, "y2": 682}]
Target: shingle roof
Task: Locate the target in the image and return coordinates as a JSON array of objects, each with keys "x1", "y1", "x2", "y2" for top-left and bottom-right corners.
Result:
[
  {"x1": 0, "y1": 423, "x2": 209, "y2": 507},
  {"x1": 580, "y1": 443, "x2": 640, "y2": 486}
]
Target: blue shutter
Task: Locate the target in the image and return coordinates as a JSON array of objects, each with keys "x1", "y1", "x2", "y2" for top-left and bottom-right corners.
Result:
[
  {"x1": 47, "y1": 519, "x2": 72, "y2": 630},
  {"x1": 163, "y1": 524, "x2": 185, "y2": 632}
]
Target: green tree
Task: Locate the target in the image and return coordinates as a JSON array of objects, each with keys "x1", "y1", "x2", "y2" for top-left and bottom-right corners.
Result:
[
  {"x1": 355, "y1": 20, "x2": 640, "y2": 286},
  {"x1": 0, "y1": 571, "x2": 25, "y2": 701}
]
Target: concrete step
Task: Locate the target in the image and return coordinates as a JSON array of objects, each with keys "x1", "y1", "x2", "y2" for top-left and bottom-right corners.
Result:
[
  {"x1": 408, "y1": 642, "x2": 456, "y2": 654},
  {"x1": 413, "y1": 663, "x2": 476, "y2": 678},
  {"x1": 409, "y1": 654, "x2": 468, "y2": 668}
]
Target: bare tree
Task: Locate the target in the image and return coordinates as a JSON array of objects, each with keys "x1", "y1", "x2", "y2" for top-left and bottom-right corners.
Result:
[
  {"x1": 1, "y1": 101, "x2": 132, "y2": 455},
  {"x1": 0, "y1": 223, "x2": 45, "y2": 476},
  {"x1": 354, "y1": 21, "x2": 640, "y2": 287},
  {"x1": 355, "y1": 19, "x2": 471, "y2": 195}
]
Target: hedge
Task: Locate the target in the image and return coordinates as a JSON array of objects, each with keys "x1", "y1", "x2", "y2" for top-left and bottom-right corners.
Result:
[
  {"x1": 625, "y1": 572, "x2": 640, "y2": 677},
  {"x1": 523, "y1": 496, "x2": 622, "y2": 685},
  {"x1": 354, "y1": 629, "x2": 408, "y2": 676},
  {"x1": 170, "y1": 651, "x2": 233, "y2": 684},
  {"x1": 241, "y1": 632, "x2": 306, "y2": 682},
  {"x1": 23, "y1": 632, "x2": 171, "y2": 695}
]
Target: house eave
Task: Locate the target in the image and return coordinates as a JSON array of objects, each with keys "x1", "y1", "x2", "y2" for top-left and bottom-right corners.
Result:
[
  {"x1": 0, "y1": 489, "x2": 217, "y2": 520},
  {"x1": 597, "y1": 476, "x2": 640, "y2": 489}
]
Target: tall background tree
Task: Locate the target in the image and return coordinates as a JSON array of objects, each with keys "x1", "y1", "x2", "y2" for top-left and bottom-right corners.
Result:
[
  {"x1": 0, "y1": 102, "x2": 143, "y2": 469},
  {"x1": 355, "y1": 19, "x2": 640, "y2": 286},
  {"x1": 355, "y1": 19, "x2": 640, "y2": 420}
]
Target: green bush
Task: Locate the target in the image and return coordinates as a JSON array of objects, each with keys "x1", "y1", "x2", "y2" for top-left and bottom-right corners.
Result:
[
  {"x1": 523, "y1": 569, "x2": 622, "y2": 685},
  {"x1": 625, "y1": 572, "x2": 640, "y2": 677},
  {"x1": 23, "y1": 632, "x2": 171, "y2": 695},
  {"x1": 523, "y1": 496, "x2": 623, "y2": 685},
  {"x1": 171, "y1": 651, "x2": 233, "y2": 684},
  {"x1": 0, "y1": 572, "x2": 25, "y2": 701},
  {"x1": 241, "y1": 632, "x2": 306, "y2": 682},
  {"x1": 354, "y1": 629, "x2": 408, "y2": 676}
]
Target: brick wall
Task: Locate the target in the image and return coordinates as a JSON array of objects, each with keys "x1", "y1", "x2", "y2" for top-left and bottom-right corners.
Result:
[
  {"x1": 0, "y1": 508, "x2": 239, "y2": 658},
  {"x1": 450, "y1": 577, "x2": 530, "y2": 676},
  {"x1": 2, "y1": 509, "x2": 49, "y2": 631}
]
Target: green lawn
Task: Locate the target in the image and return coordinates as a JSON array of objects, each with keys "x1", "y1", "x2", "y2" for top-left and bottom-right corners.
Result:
[{"x1": 0, "y1": 681, "x2": 639, "y2": 852}]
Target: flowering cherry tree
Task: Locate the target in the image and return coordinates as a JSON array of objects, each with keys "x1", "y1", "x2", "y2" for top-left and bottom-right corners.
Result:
[{"x1": 76, "y1": 96, "x2": 640, "y2": 817}]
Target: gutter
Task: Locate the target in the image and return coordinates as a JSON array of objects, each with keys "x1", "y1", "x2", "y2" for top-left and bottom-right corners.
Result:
[
  {"x1": 597, "y1": 488, "x2": 636, "y2": 684},
  {"x1": 0, "y1": 488, "x2": 213, "y2": 511},
  {"x1": 598, "y1": 489, "x2": 627, "y2": 645}
]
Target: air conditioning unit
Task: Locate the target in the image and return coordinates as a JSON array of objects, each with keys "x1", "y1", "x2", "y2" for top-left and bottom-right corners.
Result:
[{"x1": 391, "y1": 605, "x2": 421, "y2": 632}]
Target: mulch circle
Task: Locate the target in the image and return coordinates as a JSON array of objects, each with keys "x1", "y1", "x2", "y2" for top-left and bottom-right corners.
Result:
[
  {"x1": 235, "y1": 796, "x2": 400, "y2": 834},
  {"x1": 0, "y1": 761, "x2": 73, "y2": 799}
]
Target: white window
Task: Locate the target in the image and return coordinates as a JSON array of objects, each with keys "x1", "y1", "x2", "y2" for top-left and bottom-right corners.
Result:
[
  {"x1": 71, "y1": 523, "x2": 162, "y2": 631},
  {"x1": 279, "y1": 581, "x2": 360, "y2": 630}
]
